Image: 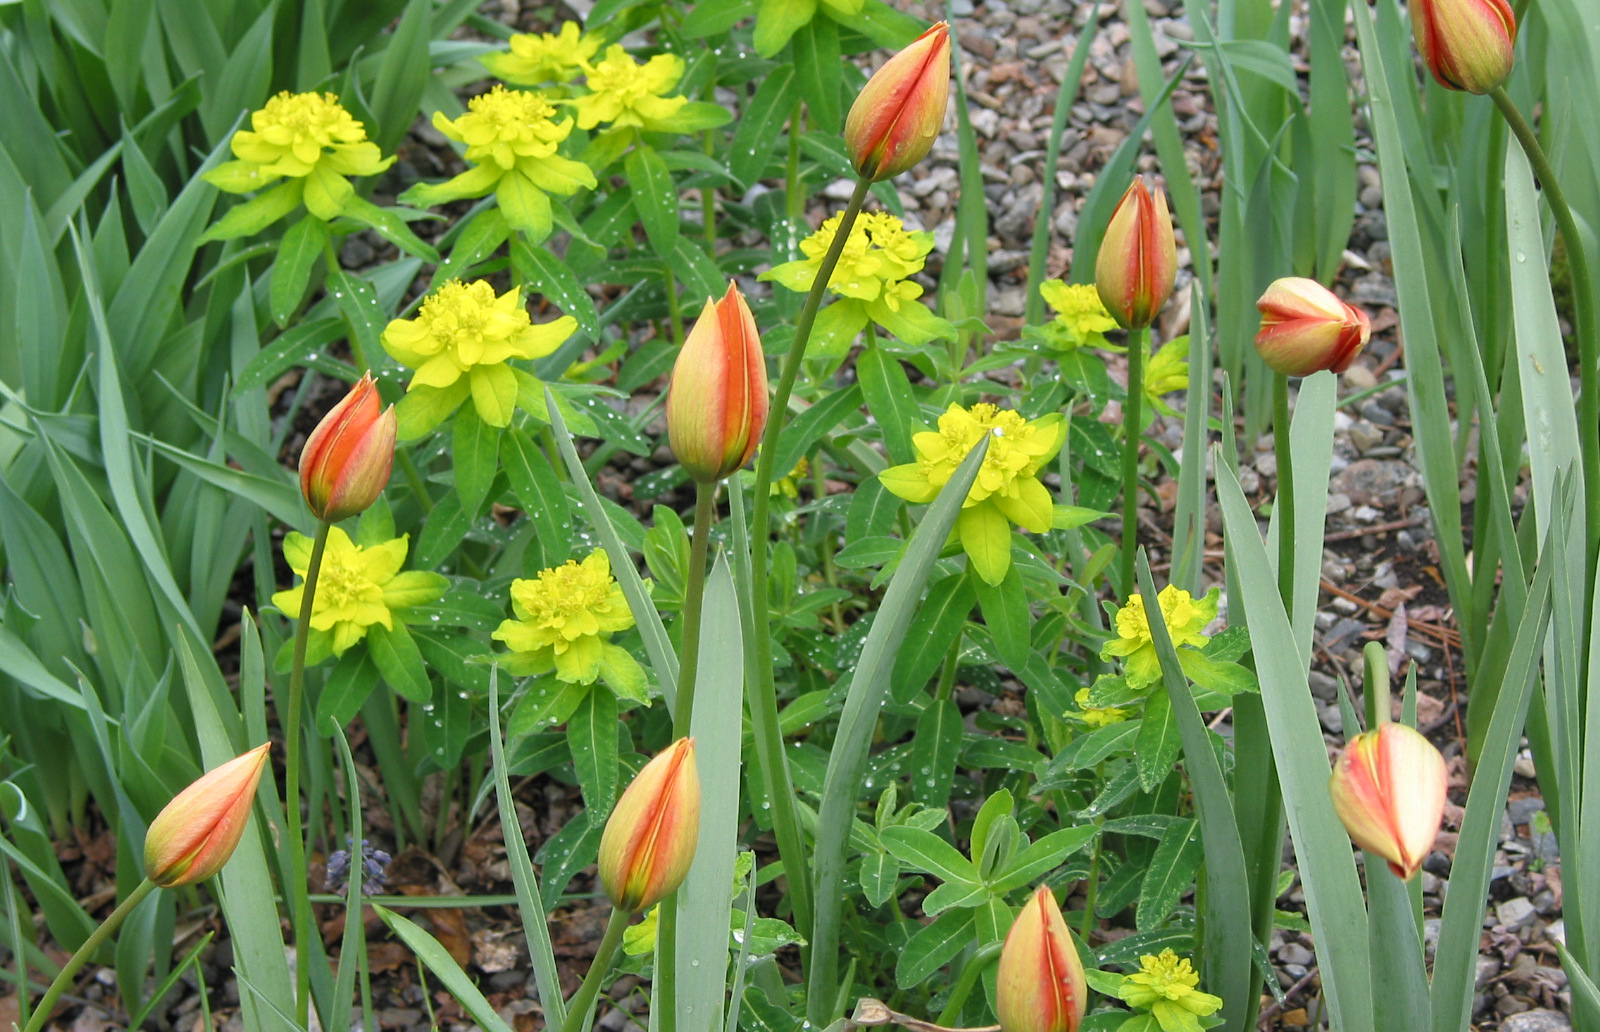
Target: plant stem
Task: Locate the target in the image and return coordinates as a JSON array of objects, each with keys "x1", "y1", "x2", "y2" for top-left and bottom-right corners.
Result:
[
  {"x1": 1491, "y1": 85, "x2": 1600, "y2": 577},
  {"x1": 933, "y1": 941, "x2": 1002, "y2": 1027},
  {"x1": 745, "y1": 174, "x2": 873, "y2": 945},
  {"x1": 1119, "y1": 327, "x2": 1147, "y2": 594},
  {"x1": 673, "y1": 484, "x2": 717, "y2": 737},
  {"x1": 1273, "y1": 372, "x2": 1295, "y2": 621},
  {"x1": 285, "y1": 519, "x2": 333, "y2": 1028},
  {"x1": 560, "y1": 907, "x2": 633, "y2": 1032},
  {"x1": 664, "y1": 265, "x2": 685, "y2": 347},
  {"x1": 22, "y1": 878, "x2": 158, "y2": 1032},
  {"x1": 1363, "y1": 640, "x2": 1391, "y2": 731},
  {"x1": 396, "y1": 450, "x2": 433, "y2": 513}
]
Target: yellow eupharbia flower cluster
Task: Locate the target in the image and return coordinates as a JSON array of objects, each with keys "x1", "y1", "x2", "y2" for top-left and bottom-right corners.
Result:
[
  {"x1": 493, "y1": 551, "x2": 646, "y2": 697},
  {"x1": 480, "y1": 22, "x2": 602, "y2": 87}
]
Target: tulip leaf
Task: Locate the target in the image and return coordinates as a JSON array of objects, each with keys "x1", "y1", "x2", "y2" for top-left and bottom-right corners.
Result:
[{"x1": 375, "y1": 908, "x2": 516, "y2": 1032}]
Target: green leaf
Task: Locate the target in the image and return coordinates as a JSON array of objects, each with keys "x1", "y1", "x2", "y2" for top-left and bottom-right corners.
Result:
[
  {"x1": 1136, "y1": 818, "x2": 1201, "y2": 929},
  {"x1": 501, "y1": 431, "x2": 573, "y2": 566},
  {"x1": 908, "y1": 699, "x2": 962, "y2": 808},
  {"x1": 860, "y1": 852, "x2": 900, "y2": 907},
  {"x1": 367, "y1": 622, "x2": 432, "y2": 703},
  {"x1": 328, "y1": 270, "x2": 389, "y2": 369},
  {"x1": 832, "y1": 535, "x2": 902, "y2": 569},
  {"x1": 509, "y1": 679, "x2": 589, "y2": 735},
  {"x1": 452, "y1": 404, "x2": 499, "y2": 519},
  {"x1": 375, "y1": 908, "x2": 515, "y2": 1032},
  {"x1": 625, "y1": 145, "x2": 679, "y2": 254},
  {"x1": 895, "y1": 907, "x2": 976, "y2": 987},
  {"x1": 414, "y1": 491, "x2": 472, "y2": 570},
  {"x1": 729, "y1": 63, "x2": 798, "y2": 185},
  {"x1": 369, "y1": 0, "x2": 432, "y2": 152},
  {"x1": 792, "y1": 14, "x2": 842, "y2": 135},
  {"x1": 771, "y1": 384, "x2": 864, "y2": 479},
  {"x1": 1176, "y1": 650, "x2": 1259, "y2": 696},
  {"x1": 340, "y1": 195, "x2": 440, "y2": 262},
  {"x1": 270, "y1": 216, "x2": 327, "y2": 326},
  {"x1": 972, "y1": 563, "x2": 1029, "y2": 670},
  {"x1": 667, "y1": 235, "x2": 727, "y2": 300},
  {"x1": 891, "y1": 573, "x2": 974, "y2": 702},
  {"x1": 958, "y1": 502, "x2": 1013, "y2": 586},
  {"x1": 857, "y1": 345, "x2": 920, "y2": 465},
  {"x1": 989, "y1": 826, "x2": 1101, "y2": 893},
  {"x1": 683, "y1": 0, "x2": 758, "y2": 37},
  {"x1": 568, "y1": 686, "x2": 620, "y2": 814},
  {"x1": 878, "y1": 826, "x2": 980, "y2": 887},
  {"x1": 536, "y1": 812, "x2": 604, "y2": 911},
  {"x1": 315, "y1": 650, "x2": 377, "y2": 734},
  {"x1": 1134, "y1": 688, "x2": 1181, "y2": 792},
  {"x1": 512, "y1": 238, "x2": 600, "y2": 341}
]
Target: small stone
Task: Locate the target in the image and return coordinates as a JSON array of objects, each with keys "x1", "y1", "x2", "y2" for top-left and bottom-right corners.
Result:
[
  {"x1": 1317, "y1": 702, "x2": 1343, "y2": 734},
  {"x1": 1307, "y1": 671, "x2": 1338, "y2": 702},
  {"x1": 1280, "y1": 1009, "x2": 1310, "y2": 1027},
  {"x1": 1343, "y1": 364, "x2": 1378, "y2": 390},
  {"x1": 1496, "y1": 896, "x2": 1537, "y2": 930},
  {"x1": 1475, "y1": 956, "x2": 1501, "y2": 989},
  {"x1": 1278, "y1": 943, "x2": 1314, "y2": 966},
  {"x1": 1325, "y1": 492, "x2": 1352, "y2": 516}
]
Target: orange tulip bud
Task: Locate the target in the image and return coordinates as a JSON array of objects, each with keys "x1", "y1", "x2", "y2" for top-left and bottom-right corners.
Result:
[
  {"x1": 145, "y1": 744, "x2": 271, "y2": 887},
  {"x1": 1329, "y1": 723, "x2": 1447, "y2": 880},
  {"x1": 844, "y1": 23, "x2": 951, "y2": 182},
  {"x1": 299, "y1": 371, "x2": 396, "y2": 522},
  {"x1": 996, "y1": 885, "x2": 1088, "y2": 1032},
  {"x1": 1412, "y1": 0, "x2": 1517, "y2": 95},
  {"x1": 665, "y1": 285, "x2": 769, "y2": 484},
  {"x1": 1254, "y1": 277, "x2": 1372, "y2": 377},
  {"x1": 1094, "y1": 177, "x2": 1177, "y2": 331},
  {"x1": 598, "y1": 738, "x2": 700, "y2": 912}
]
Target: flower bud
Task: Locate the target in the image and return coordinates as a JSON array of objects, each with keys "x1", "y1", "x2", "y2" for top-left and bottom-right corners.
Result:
[
  {"x1": 145, "y1": 744, "x2": 271, "y2": 887},
  {"x1": 996, "y1": 885, "x2": 1088, "y2": 1032},
  {"x1": 1094, "y1": 177, "x2": 1177, "y2": 331},
  {"x1": 1412, "y1": 0, "x2": 1517, "y2": 95},
  {"x1": 1254, "y1": 277, "x2": 1372, "y2": 377},
  {"x1": 844, "y1": 23, "x2": 951, "y2": 182},
  {"x1": 299, "y1": 372, "x2": 396, "y2": 521},
  {"x1": 1328, "y1": 723, "x2": 1447, "y2": 880},
  {"x1": 665, "y1": 285, "x2": 769, "y2": 483},
  {"x1": 598, "y1": 738, "x2": 700, "y2": 912}
]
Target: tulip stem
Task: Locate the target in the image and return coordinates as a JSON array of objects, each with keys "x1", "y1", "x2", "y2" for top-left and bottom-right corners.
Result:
[
  {"x1": 1119, "y1": 327, "x2": 1147, "y2": 595},
  {"x1": 1491, "y1": 85, "x2": 1600, "y2": 579},
  {"x1": 284, "y1": 519, "x2": 332, "y2": 1029},
  {"x1": 22, "y1": 877, "x2": 158, "y2": 1032},
  {"x1": 747, "y1": 174, "x2": 872, "y2": 952},
  {"x1": 560, "y1": 907, "x2": 632, "y2": 1032},
  {"x1": 673, "y1": 484, "x2": 716, "y2": 737},
  {"x1": 933, "y1": 941, "x2": 1002, "y2": 1027},
  {"x1": 1363, "y1": 640, "x2": 1391, "y2": 732},
  {"x1": 1273, "y1": 372, "x2": 1295, "y2": 622}
]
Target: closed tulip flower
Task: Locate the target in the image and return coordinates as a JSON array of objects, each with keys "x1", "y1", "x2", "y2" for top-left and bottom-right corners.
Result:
[
  {"x1": 299, "y1": 372, "x2": 396, "y2": 521},
  {"x1": 145, "y1": 744, "x2": 271, "y2": 887},
  {"x1": 666, "y1": 285, "x2": 769, "y2": 484},
  {"x1": 996, "y1": 885, "x2": 1088, "y2": 1032},
  {"x1": 598, "y1": 738, "x2": 700, "y2": 913},
  {"x1": 1329, "y1": 723, "x2": 1447, "y2": 880},
  {"x1": 1095, "y1": 177, "x2": 1177, "y2": 331},
  {"x1": 1254, "y1": 277, "x2": 1372, "y2": 377},
  {"x1": 1412, "y1": 0, "x2": 1517, "y2": 95},
  {"x1": 844, "y1": 23, "x2": 951, "y2": 182}
]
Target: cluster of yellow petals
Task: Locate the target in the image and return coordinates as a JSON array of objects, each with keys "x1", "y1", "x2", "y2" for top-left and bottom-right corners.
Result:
[
  {"x1": 1099, "y1": 584, "x2": 1217, "y2": 688},
  {"x1": 1038, "y1": 281, "x2": 1119, "y2": 353},
  {"x1": 271, "y1": 528, "x2": 445, "y2": 661},
  {"x1": 571, "y1": 45, "x2": 689, "y2": 131},
  {"x1": 493, "y1": 551, "x2": 638, "y2": 685},
  {"x1": 480, "y1": 22, "x2": 601, "y2": 86},
  {"x1": 1116, "y1": 949, "x2": 1225, "y2": 1019}
]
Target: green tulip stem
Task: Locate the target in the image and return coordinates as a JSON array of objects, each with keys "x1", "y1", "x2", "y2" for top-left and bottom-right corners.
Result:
[
  {"x1": 1363, "y1": 640, "x2": 1391, "y2": 732},
  {"x1": 933, "y1": 940, "x2": 1002, "y2": 1027},
  {"x1": 285, "y1": 518, "x2": 332, "y2": 1028},
  {"x1": 673, "y1": 484, "x2": 716, "y2": 737},
  {"x1": 22, "y1": 878, "x2": 158, "y2": 1032},
  {"x1": 560, "y1": 907, "x2": 633, "y2": 1032},
  {"x1": 1491, "y1": 85, "x2": 1600, "y2": 575},
  {"x1": 1119, "y1": 327, "x2": 1148, "y2": 594},
  {"x1": 1273, "y1": 372, "x2": 1295, "y2": 621},
  {"x1": 745, "y1": 173, "x2": 873, "y2": 944}
]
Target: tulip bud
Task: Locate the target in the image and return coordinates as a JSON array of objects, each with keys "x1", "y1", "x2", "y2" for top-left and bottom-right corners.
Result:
[
  {"x1": 844, "y1": 23, "x2": 951, "y2": 182},
  {"x1": 1412, "y1": 0, "x2": 1517, "y2": 95},
  {"x1": 996, "y1": 885, "x2": 1088, "y2": 1032},
  {"x1": 1254, "y1": 277, "x2": 1372, "y2": 377},
  {"x1": 598, "y1": 738, "x2": 700, "y2": 912},
  {"x1": 665, "y1": 285, "x2": 769, "y2": 484},
  {"x1": 145, "y1": 744, "x2": 271, "y2": 887},
  {"x1": 1329, "y1": 723, "x2": 1447, "y2": 880},
  {"x1": 1094, "y1": 177, "x2": 1177, "y2": 331},
  {"x1": 300, "y1": 371, "x2": 397, "y2": 522}
]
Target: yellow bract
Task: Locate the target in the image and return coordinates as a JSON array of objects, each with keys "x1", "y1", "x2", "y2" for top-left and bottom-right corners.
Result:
[
  {"x1": 1100, "y1": 584, "x2": 1218, "y2": 688},
  {"x1": 879, "y1": 403, "x2": 1064, "y2": 585},
  {"x1": 1117, "y1": 950, "x2": 1224, "y2": 1017},
  {"x1": 571, "y1": 45, "x2": 689, "y2": 131},
  {"x1": 480, "y1": 22, "x2": 601, "y2": 86},
  {"x1": 1038, "y1": 281, "x2": 1118, "y2": 352},
  {"x1": 1143, "y1": 339, "x2": 1191, "y2": 417},
  {"x1": 494, "y1": 551, "x2": 638, "y2": 685},
  {"x1": 271, "y1": 527, "x2": 445, "y2": 661},
  {"x1": 1074, "y1": 687, "x2": 1131, "y2": 728},
  {"x1": 381, "y1": 279, "x2": 575, "y2": 436},
  {"x1": 764, "y1": 211, "x2": 931, "y2": 301}
]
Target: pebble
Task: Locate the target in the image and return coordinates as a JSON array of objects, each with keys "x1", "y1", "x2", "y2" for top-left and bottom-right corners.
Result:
[
  {"x1": 1501, "y1": 1008, "x2": 1571, "y2": 1031},
  {"x1": 1278, "y1": 943, "x2": 1314, "y2": 966},
  {"x1": 1496, "y1": 896, "x2": 1538, "y2": 930}
]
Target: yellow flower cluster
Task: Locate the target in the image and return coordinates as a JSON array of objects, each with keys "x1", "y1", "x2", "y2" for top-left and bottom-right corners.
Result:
[
  {"x1": 572, "y1": 45, "x2": 690, "y2": 132},
  {"x1": 1074, "y1": 686, "x2": 1132, "y2": 728},
  {"x1": 1100, "y1": 584, "x2": 1218, "y2": 688},
  {"x1": 1038, "y1": 281, "x2": 1119, "y2": 353},
  {"x1": 1143, "y1": 339, "x2": 1192, "y2": 419},
  {"x1": 480, "y1": 22, "x2": 601, "y2": 86},
  {"x1": 1116, "y1": 950, "x2": 1224, "y2": 1025},
  {"x1": 402, "y1": 86, "x2": 597, "y2": 240},
  {"x1": 381, "y1": 279, "x2": 575, "y2": 437},
  {"x1": 493, "y1": 551, "x2": 645, "y2": 694},
  {"x1": 880, "y1": 403, "x2": 1064, "y2": 585},
  {"x1": 272, "y1": 527, "x2": 446, "y2": 663}
]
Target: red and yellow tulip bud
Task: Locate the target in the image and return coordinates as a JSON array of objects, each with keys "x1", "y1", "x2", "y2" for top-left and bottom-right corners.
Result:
[
  {"x1": 1254, "y1": 277, "x2": 1373, "y2": 377},
  {"x1": 598, "y1": 738, "x2": 700, "y2": 913},
  {"x1": 996, "y1": 885, "x2": 1088, "y2": 1032},
  {"x1": 665, "y1": 285, "x2": 769, "y2": 484},
  {"x1": 145, "y1": 744, "x2": 271, "y2": 888},
  {"x1": 1412, "y1": 0, "x2": 1517, "y2": 95},
  {"x1": 844, "y1": 23, "x2": 951, "y2": 182},
  {"x1": 1329, "y1": 723, "x2": 1447, "y2": 880},
  {"x1": 1094, "y1": 177, "x2": 1177, "y2": 331},
  {"x1": 299, "y1": 371, "x2": 396, "y2": 522}
]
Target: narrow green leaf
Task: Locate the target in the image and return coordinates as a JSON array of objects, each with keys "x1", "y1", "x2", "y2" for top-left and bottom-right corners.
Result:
[
  {"x1": 792, "y1": 17, "x2": 842, "y2": 135},
  {"x1": 1136, "y1": 818, "x2": 1201, "y2": 929},
  {"x1": 1133, "y1": 688, "x2": 1181, "y2": 792},
  {"x1": 569, "y1": 687, "x2": 620, "y2": 815},
  {"x1": 451, "y1": 404, "x2": 499, "y2": 519},
  {"x1": 375, "y1": 908, "x2": 516, "y2": 1032},
  {"x1": 896, "y1": 908, "x2": 977, "y2": 987},
  {"x1": 972, "y1": 564, "x2": 1028, "y2": 671},
  {"x1": 856, "y1": 345, "x2": 919, "y2": 465},
  {"x1": 771, "y1": 384, "x2": 864, "y2": 479},
  {"x1": 369, "y1": 0, "x2": 432, "y2": 152},
  {"x1": 625, "y1": 145, "x2": 680, "y2": 254},
  {"x1": 513, "y1": 239, "x2": 600, "y2": 341},
  {"x1": 729, "y1": 64, "x2": 797, "y2": 186},
  {"x1": 908, "y1": 699, "x2": 963, "y2": 808},
  {"x1": 270, "y1": 216, "x2": 327, "y2": 326},
  {"x1": 878, "y1": 827, "x2": 978, "y2": 888}
]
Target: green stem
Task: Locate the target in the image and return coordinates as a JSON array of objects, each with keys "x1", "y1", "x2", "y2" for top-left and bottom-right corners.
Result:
[
  {"x1": 746, "y1": 175, "x2": 874, "y2": 945},
  {"x1": 933, "y1": 635, "x2": 962, "y2": 702},
  {"x1": 560, "y1": 907, "x2": 633, "y2": 1032},
  {"x1": 1273, "y1": 372, "x2": 1295, "y2": 621},
  {"x1": 396, "y1": 449, "x2": 433, "y2": 514},
  {"x1": 664, "y1": 265, "x2": 685, "y2": 347},
  {"x1": 1119, "y1": 328, "x2": 1147, "y2": 594},
  {"x1": 285, "y1": 519, "x2": 332, "y2": 1028},
  {"x1": 933, "y1": 941, "x2": 1001, "y2": 1027},
  {"x1": 673, "y1": 484, "x2": 717, "y2": 737},
  {"x1": 1491, "y1": 85, "x2": 1600, "y2": 580},
  {"x1": 23, "y1": 878, "x2": 159, "y2": 1032}
]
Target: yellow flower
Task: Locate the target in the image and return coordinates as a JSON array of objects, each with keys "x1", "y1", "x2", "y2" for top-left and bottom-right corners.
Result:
[
  {"x1": 1074, "y1": 687, "x2": 1131, "y2": 728},
  {"x1": 879, "y1": 403, "x2": 1064, "y2": 585},
  {"x1": 1116, "y1": 950, "x2": 1224, "y2": 1026},
  {"x1": 760, "y1": 212, "x2": 953, "y2": 351},
  {"x1": 402, "y1": 86, "x2": 597, "y2": 240},
  {"x1": 1100, "y1": 584, "x2": 1218, "y2": 688},
  {"x1": 1143, "y1": 339, "x2": 1191, "y2": 419},
  {"x1": 772, "y1": 456, "x2": 809, "y2": 499},
  {"x1": 572, "y1": 45, "x2": 689, "y2": 131},
  {"x1": 271, "y1": 527, "x2": 447, "y2": 662},
  {"x1": 202, "y1": 91, "x2": 394, "y2": 221},
  {"x1": 480, "y1": 22, "x2": 601, "y2": 86},
  {"x1": 493, "y1": 550, "x2": 646, "y2": 694},
  {"x1": 381, "y1": 279, "x2": 576, "y2": 436},
  {"x1": 1038, "y1": 281, "x2": 1119, "y2": 353}
]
